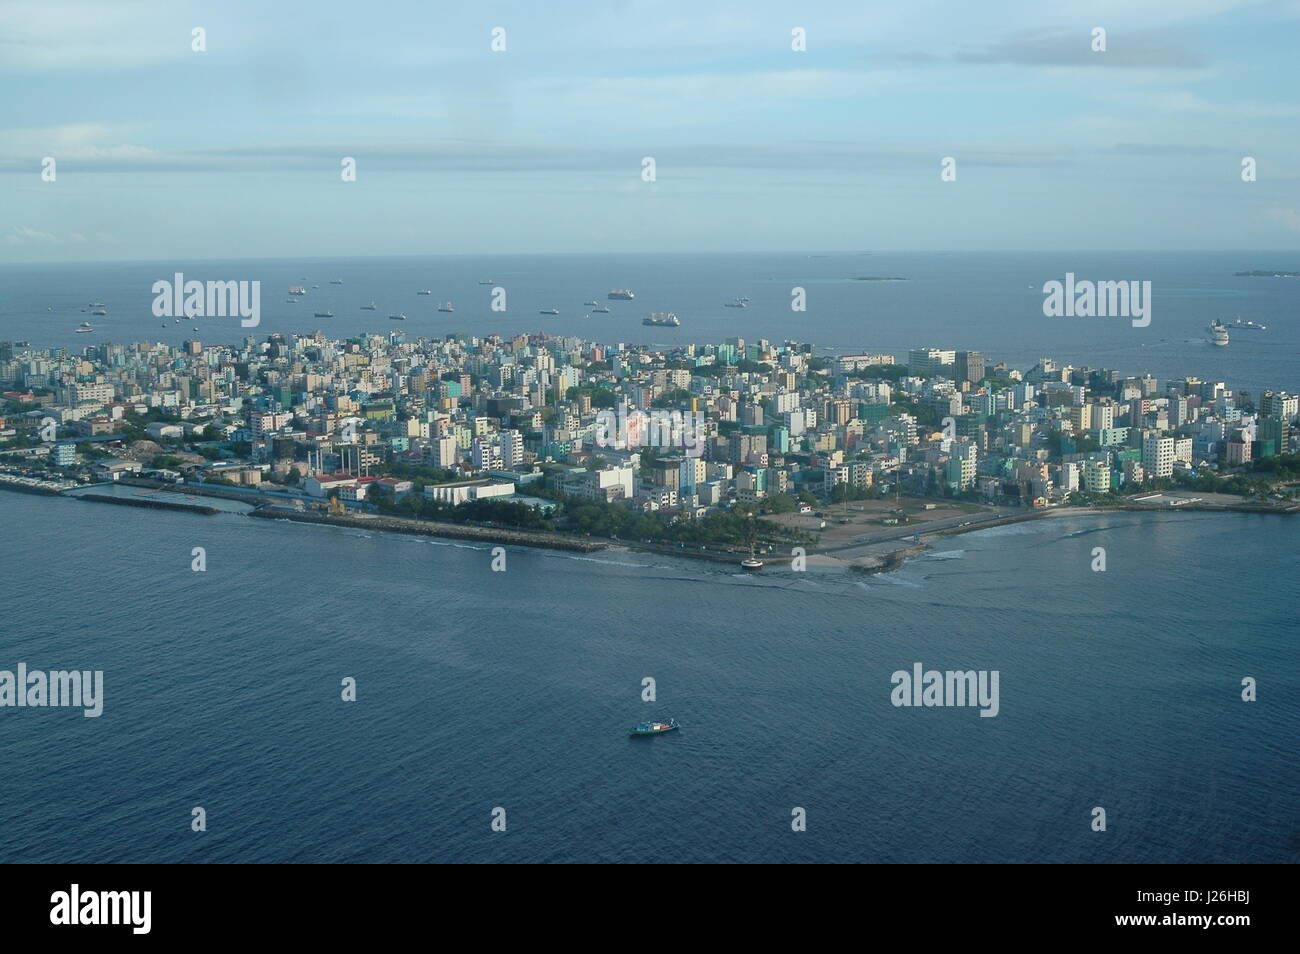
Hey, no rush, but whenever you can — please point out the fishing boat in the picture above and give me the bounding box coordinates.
[629,718,679,736]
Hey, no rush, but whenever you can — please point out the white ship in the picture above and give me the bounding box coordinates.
[1209,319,1229,346]
[643,312,680,327]
[608,289,635,300]
[288,285,307,296]
[437,302,454,312]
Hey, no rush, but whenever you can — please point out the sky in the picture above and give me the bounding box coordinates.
[2,0,1299,261]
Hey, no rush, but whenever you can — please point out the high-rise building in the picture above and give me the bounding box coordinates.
[954,351,985,385]
[1141,434,1174,478]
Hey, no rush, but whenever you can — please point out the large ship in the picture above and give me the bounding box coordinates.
[1209,319,1229,346]
[388,313,406,320]
[1233,316,1266,331]
[629,718,679,736]
[313,311,334,318]
[437,301,454,312]
[288,285,306,296]
[361,301,378,311]
[724,298,747,308]
[75,322,94,334]
[417,289,432,296]
[608,289,635,300]
[592,305,610,314]
[643,312,680,327]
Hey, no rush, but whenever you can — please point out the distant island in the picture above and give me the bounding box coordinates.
[1234,270,1300,278]
[853,276,907,282]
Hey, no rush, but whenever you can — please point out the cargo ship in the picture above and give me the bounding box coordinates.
[724,299,747,308]
[608,289,635,300]
[1233,316,1266,330]
[539,307,560,315]
[592,305,610,314]
[417,289,432,295]
[288,285,306,296]
[314,311,334,318]
[643,312,680,326]
[629,718,679,736]
[389,313,406,320]
[437,302,454,312]
[361,302,378,310]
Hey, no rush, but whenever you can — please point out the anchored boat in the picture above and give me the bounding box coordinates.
[629,718,679,736]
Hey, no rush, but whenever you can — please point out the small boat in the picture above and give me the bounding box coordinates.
[311,284,320,289]
[417,289,432,295]
[361,302,378,310]
[629,718,679,736]
[539,308,560,315]
[314,311,334,318]
[437,302,454,312]
[741,535,763,570]
[389,313,407,320]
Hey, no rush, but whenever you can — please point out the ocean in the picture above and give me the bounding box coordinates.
[0,491,1295,863]
[1,250,1297,395]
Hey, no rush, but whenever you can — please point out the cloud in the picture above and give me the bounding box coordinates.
[5,226,59,243]
[930,27,1211,69]
[1265,208,1300,232]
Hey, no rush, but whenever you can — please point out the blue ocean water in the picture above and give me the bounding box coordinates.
[1,251,1296,394]
[0,491,1295,863]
